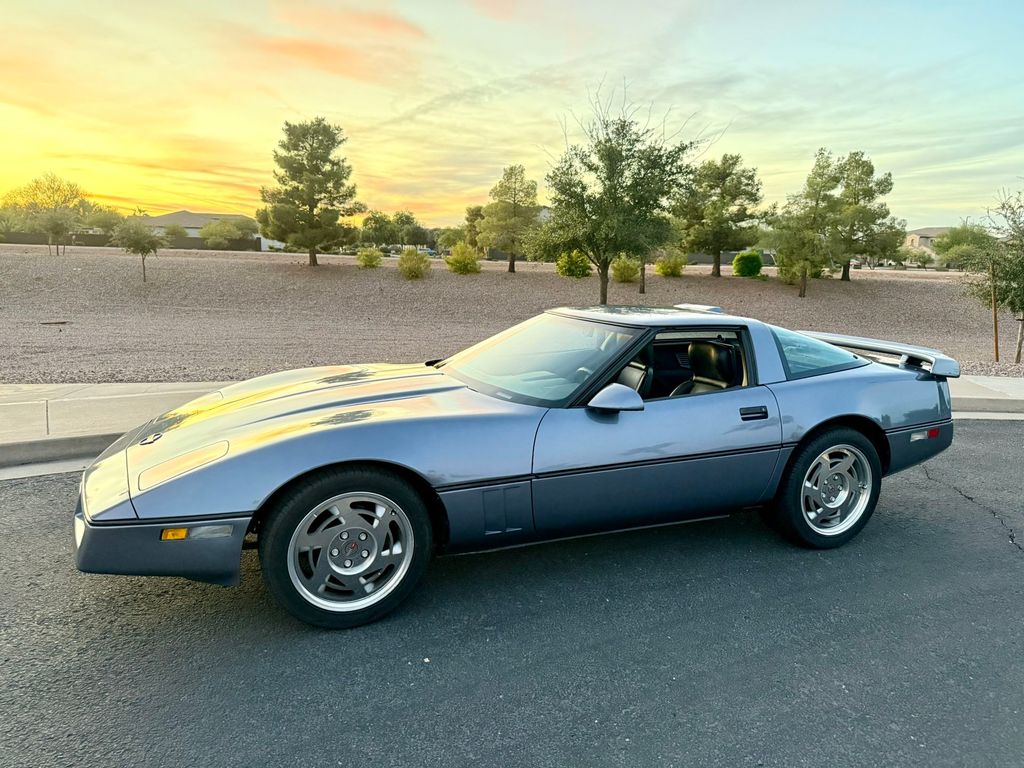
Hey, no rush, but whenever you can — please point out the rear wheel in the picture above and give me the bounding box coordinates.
[259,468,432,628]
[770,428,882,548]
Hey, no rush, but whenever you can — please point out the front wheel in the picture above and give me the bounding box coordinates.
[259,468,432,628]
[770,428,882,548]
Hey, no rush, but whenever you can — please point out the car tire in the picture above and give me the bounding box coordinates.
[770,427,882,549]
[259,467,433,628]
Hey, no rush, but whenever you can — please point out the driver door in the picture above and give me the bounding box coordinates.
[530,339,782,537]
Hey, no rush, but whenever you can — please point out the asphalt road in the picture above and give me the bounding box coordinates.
[2,420,1022,768]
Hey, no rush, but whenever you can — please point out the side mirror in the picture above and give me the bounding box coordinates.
[586,382,645,413]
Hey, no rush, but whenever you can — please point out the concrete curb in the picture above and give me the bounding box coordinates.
[0,395,1020,468]
[951,396,1024,414]
[0,434,120,468]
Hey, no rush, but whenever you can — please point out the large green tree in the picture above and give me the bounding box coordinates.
[831,151,901,280]
[932,222,994,270]
[464,205,484,253]
[361,210,398,246]
[256,117,365,266]
[763,149,842,297]
[672,153,762,277]
[477,165,539,273]
[546,101,695,304]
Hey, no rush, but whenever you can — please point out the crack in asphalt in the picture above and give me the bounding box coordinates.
[921,464,1024,555]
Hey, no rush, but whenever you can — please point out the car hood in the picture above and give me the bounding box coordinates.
[125,363,487,476]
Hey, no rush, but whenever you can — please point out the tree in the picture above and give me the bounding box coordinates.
[546,95,695,304]
[979,190,1024,362]
[256,117,365,266]
[163,223,188,243]
[234,217,259,239]
[861,216,905,268]
[36,208,79,255]
[391,210,417,243]
[112,220,164,282]
[0,206,26,240]
[360,210,398,246]
[3,172,86,214]
[200,219,243,249]
[763,149,842,297]
[3,173,88,255]
[477,165,539,273]
[436,226,465,251]
[831,151,900,280]
[464,205,484,253]
[83,205,124,237]
[933,222,993,270]
[523,220,562,263]
[672,153,762,277]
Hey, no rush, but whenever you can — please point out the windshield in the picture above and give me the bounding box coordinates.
[440,313,641,407]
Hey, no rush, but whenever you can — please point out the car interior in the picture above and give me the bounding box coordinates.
[613,330,748,400]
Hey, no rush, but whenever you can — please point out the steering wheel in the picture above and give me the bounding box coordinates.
[573,366,594,383]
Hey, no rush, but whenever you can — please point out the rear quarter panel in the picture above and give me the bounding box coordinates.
[767,362,952,474]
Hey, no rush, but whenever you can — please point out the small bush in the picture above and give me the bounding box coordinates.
[610,256,640,283]
[445,242,481,274]
[732,249,763,277]
[398,248,431,279]
[556,250,592,278]
[654,250,687,277]
[356,247,382,268]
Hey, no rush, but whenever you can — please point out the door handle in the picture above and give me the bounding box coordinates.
[740,406,769,421]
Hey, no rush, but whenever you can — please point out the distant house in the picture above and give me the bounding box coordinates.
[132,210,257,238]
[905,227,951,253]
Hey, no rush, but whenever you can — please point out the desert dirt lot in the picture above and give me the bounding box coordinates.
[0,244,1020,383]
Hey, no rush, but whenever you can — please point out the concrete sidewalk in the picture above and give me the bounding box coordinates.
[0,376,1021,467]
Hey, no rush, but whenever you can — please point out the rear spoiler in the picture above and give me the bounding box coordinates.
[800,331,960,379]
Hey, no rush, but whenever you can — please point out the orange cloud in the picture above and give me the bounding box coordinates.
[247,35,380,81]
[275,3,429,40]
[469,0,534,21]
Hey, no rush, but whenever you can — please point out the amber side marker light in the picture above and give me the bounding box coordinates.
[160,527,188,541]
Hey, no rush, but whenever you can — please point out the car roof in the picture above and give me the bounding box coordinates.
[547,306,761,328]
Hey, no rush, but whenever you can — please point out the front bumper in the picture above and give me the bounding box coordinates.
[74,496,251,586]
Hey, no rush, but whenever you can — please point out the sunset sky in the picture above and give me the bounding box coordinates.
[2,0,1022,228]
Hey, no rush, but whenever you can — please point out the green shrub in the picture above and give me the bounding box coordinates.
[356,247,382,268]
[445,242,481,274]
[555,250,592,278]
[398,248,431,279]
[610,256,640,283]
[654,249,687,277]
[776,255,826,285]
[732,249,763,277]
[912,251,933,269]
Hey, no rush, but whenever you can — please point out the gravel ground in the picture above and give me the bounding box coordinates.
[1,244,1021,383]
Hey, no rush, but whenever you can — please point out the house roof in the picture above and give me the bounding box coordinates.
[131,210,255,228]
[907,227,951,237]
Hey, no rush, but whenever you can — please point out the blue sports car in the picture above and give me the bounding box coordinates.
[74,305,959,627]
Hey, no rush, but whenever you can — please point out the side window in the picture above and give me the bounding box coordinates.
[619,329,748,400]
[771,327,863,379]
